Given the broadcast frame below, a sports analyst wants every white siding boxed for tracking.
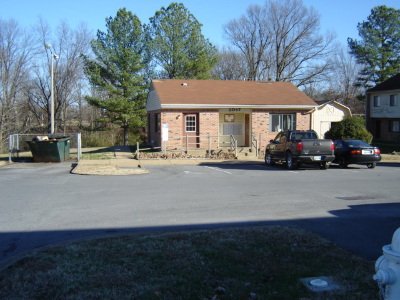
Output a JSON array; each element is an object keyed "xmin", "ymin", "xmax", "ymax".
[
  {"xmin": 370, "ymin": 91, "xmax": 400, "ymax": 118},
  {"xmin": 311, "ymin": 102, "xmax": 351, "ymax": 138}
]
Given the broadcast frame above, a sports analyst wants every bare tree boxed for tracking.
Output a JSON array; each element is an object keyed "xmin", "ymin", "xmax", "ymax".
[
  {"xmin": 328, "ymin": 46, "xmax": 362, "ymax": 104},
  {"xmin": 212, "ymin": 47, "xmax": 248, "ymax": 80},
  {"xmin": 224, "ymin": 0, "xmax": 334, "ymax": 86},
  {"xmin": 224, "ymin": 5, "xmax": 270, "ymax": 81},
  {"xmin": 267, "ymin": 0, "xmax": 334, "ymax": 86},
  {"xmin": 27, "ymin": 20, "xmax": 91, "ymax": 134},
  {"xmin": 0, "ymin": 19, "xmax": 32, "ymax": 151}
]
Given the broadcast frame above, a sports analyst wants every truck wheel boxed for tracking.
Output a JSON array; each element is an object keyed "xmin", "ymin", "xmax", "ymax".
[
  {"xmin": 286, "ymin": 152, "xmax": 297, "ymax": 170},
  {"xmin": 320, "ymin": 162, "xmax": 329, "ymax": 170},
  {"xmin": 367, "ymin": 162, "xmax": 376, "ymax": 169},
  {"xmin": 265, "ymin": 153, "xmax": 274, "ymax": 166}
]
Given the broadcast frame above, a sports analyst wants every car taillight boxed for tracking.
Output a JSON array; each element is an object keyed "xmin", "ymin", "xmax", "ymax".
[
  {"xmin": 296, "ymin": 142, "xmax": 303, "ymax": 152},
  {"xmin": 350, "ymin": 149, "xmax": 362, "ymax": 155},
  {"xmin": 330, "ymin": 141, "xmax": 335, "ymax": 151},
  {"xmin": 374, "ymin": 148, "xmax": 381, "ymax": 155}
]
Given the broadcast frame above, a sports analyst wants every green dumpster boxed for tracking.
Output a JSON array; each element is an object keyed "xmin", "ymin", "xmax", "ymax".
[{"xmin": 27, "ymin": 136, "xmax": 70, "ymax": 162}]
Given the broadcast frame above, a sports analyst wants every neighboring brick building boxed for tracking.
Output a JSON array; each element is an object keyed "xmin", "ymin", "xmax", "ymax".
[
  {"xmin": 366, "ymin": 73, "xmax": 400, "ymax": 142},
  {"xmin": 146, "ymin": 79, "xmax": 316, "ymax": 151}
]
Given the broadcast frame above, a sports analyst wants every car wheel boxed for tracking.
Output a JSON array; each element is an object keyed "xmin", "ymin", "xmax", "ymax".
[
  {"xmin": 265, "ymin": 152, "xmax": 274, "ymax": 166},
  {"xmin": 367, "ymin": 162, "xmax": 376, "ymax": 169},
  {"xmin": 339, "ymin": 158, "xmax": 348, "ymax": 169},
  {"xmin": 286, "ymin": 152, "xmax": 297, "ymax": 170},
  {"xmin": 320, "ymin": 162, "xmax": 329, "ymax": 170}
]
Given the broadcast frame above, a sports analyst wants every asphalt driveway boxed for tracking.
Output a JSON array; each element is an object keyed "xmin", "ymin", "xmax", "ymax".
[{"xmin": 0, "ymin": 160, "xmax": 399, "ymax": 268}]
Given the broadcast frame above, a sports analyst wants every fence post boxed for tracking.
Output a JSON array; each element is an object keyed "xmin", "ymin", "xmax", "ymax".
[
  {"xmin": 16, "ymin": 134, "xmax": 19, "ymax": 153},
  {"xmin": 208, "ymin": 133, "xmax": 211, "ymax": 156},
  {"xmin": 186, "ymin": 134, "xmax": 188, "ymax": 153},
  {"xmin": 77, "ymin": 132, "xmax": 82, "ymax": 161},
  {"xmin": 136, "ymin": 141, "xmax": 140, "ymax": 160},
  {"xmin": 235, "ymin": 139, "xmax": 238, "ymax": 158},
  {"xmin": 256, "ymin": 139, "xmax": 258, "ymax": 157},
  {"xmin": 8, "ymin": 135, "xmax": 13, "ymax": 163}
]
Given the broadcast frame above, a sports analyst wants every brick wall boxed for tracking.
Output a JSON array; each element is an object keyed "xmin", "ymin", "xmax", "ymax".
[
  {"xmin": 199, "ymin": 111, "xmax": 219, "ymax": 149},
  {"xmin": 297, "ymin": 112, "xmax": 311, "ymax": 131},
  {"xmin": 161, "ymin": 111, "xmax": 183, "ymax": 150},
  {"xmin": 251, "ymin": 111, "xmax": 270, "ymax": 151},
  {"xmin": 251, "ymin": 110, "xmax": 312, "ymax": 151},
  {"xmin": 149, "ymin": 109, "xmax": 311, "ymax": 151}
]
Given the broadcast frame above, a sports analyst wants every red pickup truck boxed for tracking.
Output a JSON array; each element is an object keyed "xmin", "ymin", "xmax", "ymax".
[{"xmin": 264, "ymin": 130, "xmax": 335, "ymax": 170}]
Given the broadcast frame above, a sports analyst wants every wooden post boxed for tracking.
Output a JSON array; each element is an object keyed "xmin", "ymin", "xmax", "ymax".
[
  {"xmin": 208, "ymin": 133, "xmax": 211, "ymax": 156},
  {"xmin": 77, "ymin": 133, "xmax": 82, "ymax": 161},
  {"xmin": 235, "ymin": 139, "xmax": 238, "ymax": 158}
]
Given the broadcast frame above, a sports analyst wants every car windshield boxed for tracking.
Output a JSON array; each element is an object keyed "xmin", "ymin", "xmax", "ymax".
[
  {"xmin": 291, "ymin": 131, "xmax": 317, "ymax": 140},
  {"xmin": 344, "ymin": 140, "xmax": 370, "ymax": 148}
]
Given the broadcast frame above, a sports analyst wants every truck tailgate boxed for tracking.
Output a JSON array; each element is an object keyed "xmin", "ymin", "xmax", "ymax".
[{"xmin": 301, "ymin": 139, "xmax": 333, "ymax": 155}]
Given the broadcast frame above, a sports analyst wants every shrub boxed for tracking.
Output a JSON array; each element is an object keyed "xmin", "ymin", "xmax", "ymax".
[
  {"xmin": 81, "ymin": 129, "xmax": 143, "ymax": 147},
  {"xmin": 325, "ymin": 116, "xmax": 373, "ymax": 143}
]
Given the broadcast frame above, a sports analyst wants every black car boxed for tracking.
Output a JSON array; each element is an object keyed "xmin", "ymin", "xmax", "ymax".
[{"xmin": 333, "ymin": 139, "xmax": 381, "ymax": 169}]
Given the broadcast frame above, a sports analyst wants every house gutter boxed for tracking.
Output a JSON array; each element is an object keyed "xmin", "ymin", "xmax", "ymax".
[{"xmin": 161, "ymin": 104, "xmax": 317, "ymax": 110}]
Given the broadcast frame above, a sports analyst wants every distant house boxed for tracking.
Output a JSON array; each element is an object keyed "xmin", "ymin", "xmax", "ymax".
[
  {"xmin": 146, "ymin": 79, "xmax": 318, "ymax": 151},
  {"xmin": 366, "ymin": 73, "xmax": 400, "ymax": 141},
  {"xmin": 306, "ymin": 100, "xmax": 352, "ymax": 139}
]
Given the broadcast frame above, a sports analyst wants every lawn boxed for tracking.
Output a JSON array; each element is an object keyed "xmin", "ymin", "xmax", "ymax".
[{"xmin": 0, "ymin": 226, "xmax": 378, "ymax": 299}]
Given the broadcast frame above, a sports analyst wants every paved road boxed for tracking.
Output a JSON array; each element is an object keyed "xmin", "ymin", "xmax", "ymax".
[{"xmin": 0, "ymin": 161, "xmax": 399, "ymax": 267}]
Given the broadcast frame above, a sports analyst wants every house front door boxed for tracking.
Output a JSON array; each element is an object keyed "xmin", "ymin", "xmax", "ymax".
[{"xmin": 183, "ymin": 113, "xmax": 199, "ymax": 149}]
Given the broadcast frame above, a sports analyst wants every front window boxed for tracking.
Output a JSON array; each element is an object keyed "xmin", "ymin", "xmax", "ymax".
[
  {"xmin": 373, "ymin": 96, "xmax": 380, "ymax": 107},
  {"xmin": 270, "ymin": 114, "xmax": 296, "ymax": 132},
  {"xmin": 185, "ymin": 115, "xmax": 196, "ymax": 132},
  {"xmin": 390, "ymin": 120, "xmax": 400, "ymax": 132},
  {"xmin": 390, "ymin": 95, "xmax": 398, "ymax": 106}
]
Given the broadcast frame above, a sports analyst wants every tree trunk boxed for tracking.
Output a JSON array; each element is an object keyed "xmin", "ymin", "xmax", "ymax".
[
  {"xmin": 47, "ymin": 107, "xmax": 52, "ymax": 134},
  {"xmin": 123, "ymin": 126, "xmax": 129, "ymax": 146}
]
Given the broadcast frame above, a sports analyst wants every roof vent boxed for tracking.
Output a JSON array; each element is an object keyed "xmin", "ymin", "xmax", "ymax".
[{"xmin": 181, "ymin": 82, "xmax": 188, "ymax": 87}]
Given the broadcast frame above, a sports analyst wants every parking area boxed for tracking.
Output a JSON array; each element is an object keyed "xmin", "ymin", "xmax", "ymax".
[{"xmin": 0, "ymin": 161, "xmax": 399, "ymax": 267}]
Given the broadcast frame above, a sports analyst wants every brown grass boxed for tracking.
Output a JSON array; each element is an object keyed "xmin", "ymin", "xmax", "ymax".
[{"xmin": 0, "ymin": 226, "xmax": 378, "ymax": 299}]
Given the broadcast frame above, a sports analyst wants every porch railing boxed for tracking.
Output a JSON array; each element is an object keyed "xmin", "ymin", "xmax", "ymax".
[
  {"xmin": 251, "ymin": 135, "xmax": 258, "ymax": 157},
  {"xmin": 230, "ymin": 135, "xmax": 238, "ymax": 157},
  {"xmin": 157, "ymin": 133, "xmax": 242, "ymax": 156}
]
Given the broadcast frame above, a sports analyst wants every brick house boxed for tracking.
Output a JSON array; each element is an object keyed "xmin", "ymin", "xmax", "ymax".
[
  {"xmin": 146, "ymin": 79, "xmax": 317, "ymax": 152},
  {"xmin": 366, "ymin": 73, "xmax": 400, "ymax": 142}
]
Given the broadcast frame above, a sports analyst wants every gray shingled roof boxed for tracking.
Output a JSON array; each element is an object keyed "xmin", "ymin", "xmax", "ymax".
[{"xmin": 368, "ymin": 73, "xmax": 400, "ymax": 92}]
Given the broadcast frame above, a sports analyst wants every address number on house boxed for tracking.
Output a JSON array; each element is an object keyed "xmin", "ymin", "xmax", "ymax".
[{"xmin": 229, "ymin": 108, "xmax": 241, "ymax": 112}]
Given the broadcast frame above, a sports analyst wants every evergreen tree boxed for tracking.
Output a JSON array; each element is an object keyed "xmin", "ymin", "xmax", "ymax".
[
  {"xmin": 148, "ymin": 2, "xmax": 217, "ymax": 79},
  {"xmin": 348, "ymin": 6, "xmax": 400, "ymax": 87},
  {"xmin": 83, "ymin": 8, "xmax": 149, "ymax": 145}
]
